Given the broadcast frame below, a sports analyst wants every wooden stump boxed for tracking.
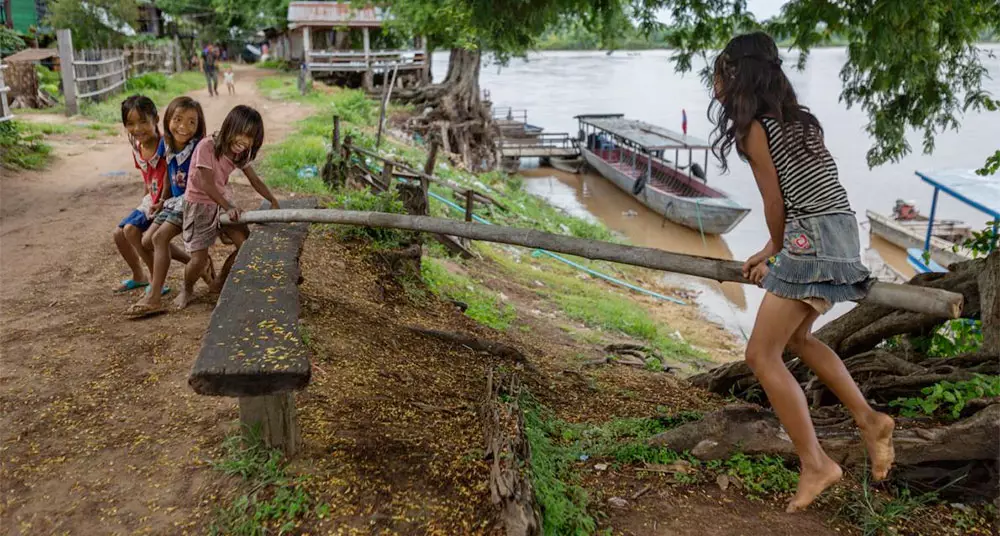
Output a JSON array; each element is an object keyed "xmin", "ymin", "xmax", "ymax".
[{"xmin": 239, "ymin": 393, "xmax": 300, "ymax": 457}]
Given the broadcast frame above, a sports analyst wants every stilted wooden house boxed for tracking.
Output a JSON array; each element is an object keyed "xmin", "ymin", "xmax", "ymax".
[{"xmin": 278, "ymin": 2, "xmax": 428, "ymax": 88}]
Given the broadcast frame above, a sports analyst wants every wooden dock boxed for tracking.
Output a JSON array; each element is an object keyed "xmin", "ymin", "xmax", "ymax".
[{"xmin": 499, "ymin": 132, "xmax": 580, "ymax": 158}]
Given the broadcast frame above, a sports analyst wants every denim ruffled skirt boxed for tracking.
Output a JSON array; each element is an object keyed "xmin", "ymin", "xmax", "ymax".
[{"xmin": 762, "ymin": 213, "xmax": 874, "ymax": 312}]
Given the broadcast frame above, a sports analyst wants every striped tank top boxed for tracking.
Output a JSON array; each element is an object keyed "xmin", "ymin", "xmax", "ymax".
[{"xmin": 759, "ymin": 116, "xmax": 852, "ymax": 221}]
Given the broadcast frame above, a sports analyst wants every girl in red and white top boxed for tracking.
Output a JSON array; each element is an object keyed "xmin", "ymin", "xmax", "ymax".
[{"xmin": 114, "ymin": 95, "xmax": 167, "ymax": 293}]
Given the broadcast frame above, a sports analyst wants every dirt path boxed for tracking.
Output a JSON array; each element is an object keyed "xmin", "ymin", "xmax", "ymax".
[{"xmin": 0, "ymin": 67, "xmax": 311, "ymax": 534}]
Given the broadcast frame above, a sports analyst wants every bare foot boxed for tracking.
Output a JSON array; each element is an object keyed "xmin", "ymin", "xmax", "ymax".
[
  {"xmin": 173, "ymin": 288, "xmax": 194, "ymax": 309},
  {"xmin": 861, "ymin": 412, "xmax": 895, "ymax": 480},
  {"xmin": 787, "ymin": 458, "xmax": 842, "ymax": 513}
]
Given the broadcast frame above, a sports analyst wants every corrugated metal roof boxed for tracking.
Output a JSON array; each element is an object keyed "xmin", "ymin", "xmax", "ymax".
[
  {"xmin": 287, "ymin": 2, "xmax": 390, "ymax": 27},
  {"xmin": 577, "ymin": 114, "xmax": 711, "ymax": 150},
  {"xmin": 2, "ymin": 48, "xmax": 60, "ymax": 63}
]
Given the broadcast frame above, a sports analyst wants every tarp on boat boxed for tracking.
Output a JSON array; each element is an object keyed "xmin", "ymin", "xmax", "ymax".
[
  {"xmin": 916, "ymin": 169, "xmax": 1000, "ymax": 219},
  {"xmin": 576, "ymin": 114, "xmax": 710, "ymax": 150}
]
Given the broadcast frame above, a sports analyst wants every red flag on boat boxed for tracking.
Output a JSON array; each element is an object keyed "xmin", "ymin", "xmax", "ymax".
[{"xmin": 682, "ymin": 109, "xmax": 688, "ymax": 136}]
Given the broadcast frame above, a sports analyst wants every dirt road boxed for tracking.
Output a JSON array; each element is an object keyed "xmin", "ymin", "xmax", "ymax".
[{"xmin": 0, "ymin": 67, "xmax": 310, "ymax": 534}]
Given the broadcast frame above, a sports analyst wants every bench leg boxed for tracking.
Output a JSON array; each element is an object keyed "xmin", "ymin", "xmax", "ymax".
[{"xmin": 238, "ymin": 392, "xmax": 301, "ymax": 457}]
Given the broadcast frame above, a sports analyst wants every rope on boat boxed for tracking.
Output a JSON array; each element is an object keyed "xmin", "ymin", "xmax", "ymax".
[{"xmin": 424, "ymin": 189, "xmax": 687, "ymax": 306}]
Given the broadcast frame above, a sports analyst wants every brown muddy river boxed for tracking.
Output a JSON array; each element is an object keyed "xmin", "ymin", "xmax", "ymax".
[{"xmin": 433, "ymin": 48, "xmax": 1000, "ymax": 335}]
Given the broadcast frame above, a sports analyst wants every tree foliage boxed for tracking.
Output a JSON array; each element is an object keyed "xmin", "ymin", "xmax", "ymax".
[
  {"xmin": 156, "ymin": 0, "xmax": 290, "ymax": 42},
  {"xmin": 46, "ymin": 0, "xmax": 139, "ymax": 49},
  {"xmin": 389, "ymin": 0, "xmax": 1000, "ymax": 168}
]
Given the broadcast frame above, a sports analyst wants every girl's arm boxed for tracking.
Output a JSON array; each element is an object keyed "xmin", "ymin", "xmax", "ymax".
[
  {"xmin": 243, "ymin": 165, "xmax": 280, "ymax": 209},
  {"xmin": 743, "ymin": 120, "xmax": 785, "ymax": 257}
]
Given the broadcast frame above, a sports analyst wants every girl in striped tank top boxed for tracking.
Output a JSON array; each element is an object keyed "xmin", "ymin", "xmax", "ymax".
[{"xmin": 710, "ymin": 32, "xmax": 894, "ymax": 512}]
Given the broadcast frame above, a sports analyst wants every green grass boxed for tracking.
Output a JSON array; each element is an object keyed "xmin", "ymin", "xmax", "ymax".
[
  {"xmin": 706, "ymin": 453, "xmax": 799, "ymax": 497},
  {"xmin": 209, "ymin": 426, "xmax": 314, "ymax": 535},
  {"xmin": 483, "ymin": 247, "xmax": 703, "ymax": 362},
  {"xmin": 79, "ymin": 71, "xmax": 205, "ymax": 124},
  {"xmin": 835, "ymin": 475, "xmax": 937, "ymax": 536},
  {"xmin": 421, "ymin": 257, "xmax": 517, "ymax": 331},
  {"xmin": 0, "ymin": 121, "xmax": 53, "ymax": 170}
]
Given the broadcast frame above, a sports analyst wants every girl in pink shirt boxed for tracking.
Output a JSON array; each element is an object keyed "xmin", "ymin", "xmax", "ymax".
[{"xmin": 177, "ymin": 105, "xmax": 279, "ymax": 309}]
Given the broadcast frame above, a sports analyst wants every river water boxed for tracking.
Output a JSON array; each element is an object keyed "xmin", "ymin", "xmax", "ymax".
[{"xmin": 432, "ymin": 48, "xmax": 1000, "ymax": 335}]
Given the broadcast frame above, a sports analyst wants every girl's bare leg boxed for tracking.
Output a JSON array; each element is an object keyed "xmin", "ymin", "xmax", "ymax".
[
  {"xmin": 125, "ymin": 224, "xmax": 154, "ymax": 275},
  {"xmin": 210, "ymin": 225, "xmax": 247, "ymax": 293},
  {"xmin": 786, "ymin": 311, "xmax": 895, "ymax": 480},
  {"xmin": 135, "ymin": 223, "xmax": 183, "ymax": 308},
  {"xmin": 745, "ymin": 293, "xmax": 842, "ymax": 512},
  {"xmin": 114, "ymin": 226, "xmax": 147, "ymax": 284},
  {"xmin": 176, "ymin": 248, "xmax": 209, "ymax": 309}
]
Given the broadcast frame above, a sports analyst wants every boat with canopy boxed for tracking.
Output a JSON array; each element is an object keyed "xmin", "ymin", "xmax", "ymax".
[{"xmin": 576, "ymin": 114, "xmax": 749, "ymax": 235}]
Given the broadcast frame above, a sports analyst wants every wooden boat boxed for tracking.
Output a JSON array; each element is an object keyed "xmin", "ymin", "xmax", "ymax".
[
  {"xmin": 576, "ymin": 114, "xmax": 749, "ymax": 235},
  {"xmin": 546, "ymin": 155, "xmax": 584, "ymax": 174},
  {"xmin": 865, "ymin": 208, "xmax": 971, "ymax": 268}
]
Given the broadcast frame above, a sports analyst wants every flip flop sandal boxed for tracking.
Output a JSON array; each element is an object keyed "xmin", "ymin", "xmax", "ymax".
[
  {"xmin": 115, "ymin": 279, "xmax": 149, "ymax": 293},
  {"xmin": 123, "ymin": 302, "xmax": 169, "ymax": 319},
  {"xmin": 145, "ymin": 285, "xmax": 172, "ymax": 296}
]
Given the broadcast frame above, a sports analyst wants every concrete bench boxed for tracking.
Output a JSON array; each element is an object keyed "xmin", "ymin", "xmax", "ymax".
[{"xmin": 189, "ymin": 197, "xmax": 317, "ymax": 455}]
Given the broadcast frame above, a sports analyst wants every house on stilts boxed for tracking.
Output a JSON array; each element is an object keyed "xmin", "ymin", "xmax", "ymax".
[{"xmin": 270, "ymin": 2, "xmax": 429, "ymax": 89}]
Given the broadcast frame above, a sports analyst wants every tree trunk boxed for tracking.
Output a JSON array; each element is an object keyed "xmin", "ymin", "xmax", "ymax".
[
  {"xmin": 979, "ymin": 250, "xmax": 999, "ymax": 353},
  {"xmin": 397, "ymin": 48, "xmax": 497, "ymax": 172}
]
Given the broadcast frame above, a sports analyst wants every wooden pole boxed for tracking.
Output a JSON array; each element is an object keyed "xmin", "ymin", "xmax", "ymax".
[
  {"xmin": 223, "ymin": 209, "xmax": 964, "ymax": 318},
  {"xmin": 332, "ymin": 115, "xmax": 341, "ymax": 153},
  {"xmin": 56, "ymin": 29, "xmax": 77, "ymax": 116},
  {"xmin": 423, "ymin": 140, "xmax": 439, "ymax": 176},
  {"xmin": 465, "ymin": 190, "xmax": 475, "ymax": 222},
  {"xmin": 380, "ymin": 163, "xmax": 394, "ymax": 190},
  {"xmin": 239, "ymin": 393, "xmax": 300, "ymax": 457}
]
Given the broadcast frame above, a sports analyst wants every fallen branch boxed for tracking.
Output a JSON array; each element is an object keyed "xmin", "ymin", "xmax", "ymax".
[{"xmin": 226, "ymin": 209, "xmax": 964, "ymax": 318}]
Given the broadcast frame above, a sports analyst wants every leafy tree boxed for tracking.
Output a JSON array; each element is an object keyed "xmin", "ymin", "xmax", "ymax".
[
  {"xmin": 46, "ymin": 0, "xmax": 139, "ymax": 49},
  {"xmin": 0, "ymin": 27, "xmax": 26, "ymax": 55}
]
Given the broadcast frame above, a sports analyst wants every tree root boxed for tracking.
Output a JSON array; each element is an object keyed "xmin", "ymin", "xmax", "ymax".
[
  {"xmin": 405, "ymin": 326, "xmax": 530, "ymax": 367},
  {"xmin": 649, "ymin": 404, "xmax": 1000, "ymax": 500},
  {"xmin": 480, "ymin": 368, "xmax": 542, "ymax": 536}
]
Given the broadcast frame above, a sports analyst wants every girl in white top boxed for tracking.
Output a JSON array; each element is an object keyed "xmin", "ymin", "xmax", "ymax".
[{"xmin": 224, "ymin": 66, "xmax": 235, "ymax": 95}]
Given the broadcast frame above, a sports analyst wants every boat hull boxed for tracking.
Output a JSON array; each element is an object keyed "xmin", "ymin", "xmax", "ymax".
[
  {"xmin": 866, "ymin": 210, "xmax": 970, "ymax": 268},
  {"xmin": 581, "ymin": 148, "xmax": 749, "ymax": 235}
]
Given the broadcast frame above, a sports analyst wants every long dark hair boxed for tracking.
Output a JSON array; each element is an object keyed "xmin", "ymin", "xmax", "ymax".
[
  {"xmin": 709, "ymin": 32, "xmax": 823, "ymax": 172},
  {"xmin": 214, "ymin": 105, "xmax": 264, "ymax": 167},
  {"xmin": 120, "ymin": 95, "xmax": 160, "ymax": 143},
  {"xmin": 163, "ymin": 96, "xmax": 206, "ymax": 152}
]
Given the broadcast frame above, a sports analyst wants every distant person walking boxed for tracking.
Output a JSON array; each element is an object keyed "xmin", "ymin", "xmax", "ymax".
[{"xmin": 201, "ymin": 45, "xmax": 219, "ymax": 97}]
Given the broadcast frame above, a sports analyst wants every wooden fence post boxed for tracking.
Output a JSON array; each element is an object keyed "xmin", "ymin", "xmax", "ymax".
[
  {"xmin": 56, "ymin": 29, "xmax": 77, "ymax": 116},
  {"xmin": 332, "ymin": 115, "xmax": 341, "ymax": 154},
  {"xmin": 381, "ymin": 163, "xmax": 394, "ymax": 190},
  {"xmin": 465, "ymin": 190, "xmax": 475, "ymax": 222},
  {"xmin": 0, "ymin": 62, "xmax": 12, "ymax": 123}
]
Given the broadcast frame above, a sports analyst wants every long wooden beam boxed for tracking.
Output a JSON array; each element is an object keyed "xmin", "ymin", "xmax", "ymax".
[{"xmin": 225, "ymin": 209, "xmax": 964, "ymax": 318}]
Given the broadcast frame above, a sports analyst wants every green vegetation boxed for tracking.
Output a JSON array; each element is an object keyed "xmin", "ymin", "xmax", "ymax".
[
  {"xmin": 911, "ymin": 319, "xmax": 983, "ymax": 357},
  {"xmin": 836, "ymin": 471, "xmax": 937, "ymax": 536},
  {"xmin": 485, "ymin": 248, "xmax": 703, "ymax": 363},
  {"xmin": 422, "ymin": 257, "xmax": 517, "ymax": 331},
  {"xmin": 257, "ymin": 59, "xmax": 292, "ymax": 71},
  {"xmin": 46, "ymin": 0, "xmax": 140, "ymax": 49},
  {"xmin": 0, "ymin": 121, "xmax": 53, "ymax": 170},
  {"xmin": 80, "ymin": 71, "xmax": 205, "ymax": 124},
  {"xmin": 889, "ymin": 374, "xmax": 1000, "ymax": 421},
  {"xmin": 707, "ymin": 453, "xmax": 799, "ymax": 498},
  {"xmin": 36, "ymin": 65, "xmax": 63, "ymax": 100},
  {"xmin": 209, "ymin": 427, "xmax": 314, "ymax": 535},
  {"xmin": 333, "ymin": 189, "xmax": 410, "ymax": 248}
]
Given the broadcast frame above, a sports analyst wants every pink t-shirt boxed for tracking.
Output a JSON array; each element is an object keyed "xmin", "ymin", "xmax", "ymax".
[{"xmin": 184, "ymin": 138, "xmax": 242, "ymax": 205}]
